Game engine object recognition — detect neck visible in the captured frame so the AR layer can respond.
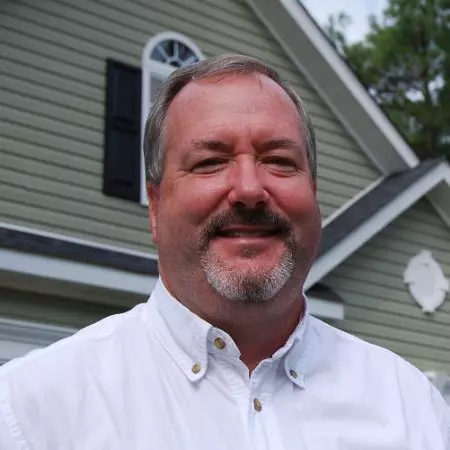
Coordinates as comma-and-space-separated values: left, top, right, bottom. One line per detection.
161, 270, 304, 372
215, 291, 304, 372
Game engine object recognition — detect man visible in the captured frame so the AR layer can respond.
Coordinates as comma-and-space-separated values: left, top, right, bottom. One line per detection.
0, 54, 448, 449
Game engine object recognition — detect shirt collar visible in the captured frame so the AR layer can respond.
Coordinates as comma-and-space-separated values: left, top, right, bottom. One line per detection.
146, 277, 310, 387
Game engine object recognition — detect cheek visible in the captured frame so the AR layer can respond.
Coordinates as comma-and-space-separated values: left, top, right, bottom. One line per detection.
268, 178, 318, 218
163, 176, 229, 225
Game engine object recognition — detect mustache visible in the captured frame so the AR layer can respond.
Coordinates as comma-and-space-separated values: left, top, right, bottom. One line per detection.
201, 205, 292, 241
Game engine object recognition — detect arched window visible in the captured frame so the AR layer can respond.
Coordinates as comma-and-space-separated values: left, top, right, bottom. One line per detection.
141, 32, 204, 203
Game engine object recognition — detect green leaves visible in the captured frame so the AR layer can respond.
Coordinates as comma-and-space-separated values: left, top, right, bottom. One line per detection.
326, 0, 450, 160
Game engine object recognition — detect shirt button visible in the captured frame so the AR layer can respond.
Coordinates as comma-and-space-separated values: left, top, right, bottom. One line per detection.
191, 363, 201, 374
213, 337, 226, 350
253, 398, 262, 412
289, 369, 298, 379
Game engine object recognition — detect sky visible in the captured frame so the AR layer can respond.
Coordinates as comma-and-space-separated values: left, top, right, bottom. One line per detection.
302, 0, 387, 43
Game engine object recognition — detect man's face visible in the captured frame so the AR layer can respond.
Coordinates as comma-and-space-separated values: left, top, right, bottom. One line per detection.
148, 73, 321, 304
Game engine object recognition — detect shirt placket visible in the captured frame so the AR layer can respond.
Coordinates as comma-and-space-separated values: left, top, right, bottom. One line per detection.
247, 361, 286, 450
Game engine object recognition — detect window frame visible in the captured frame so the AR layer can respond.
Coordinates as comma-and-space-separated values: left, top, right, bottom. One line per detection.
140, 32, 205, 204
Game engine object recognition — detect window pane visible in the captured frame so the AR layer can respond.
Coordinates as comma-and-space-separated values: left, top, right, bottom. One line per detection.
150, 39, 199, 68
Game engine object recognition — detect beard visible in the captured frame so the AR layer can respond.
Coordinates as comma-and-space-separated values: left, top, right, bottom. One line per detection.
198, 205, 297, 304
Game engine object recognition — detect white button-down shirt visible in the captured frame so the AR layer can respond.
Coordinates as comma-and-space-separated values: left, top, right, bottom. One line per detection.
0, 279, 449, 449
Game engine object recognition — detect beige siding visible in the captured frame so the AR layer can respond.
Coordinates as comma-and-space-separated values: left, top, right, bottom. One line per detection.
0, 0, 379, 252
0, 287, 126, 329
324, 199, 450, 373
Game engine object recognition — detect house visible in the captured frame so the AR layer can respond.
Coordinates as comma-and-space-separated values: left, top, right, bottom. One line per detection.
0, 0, 449, 400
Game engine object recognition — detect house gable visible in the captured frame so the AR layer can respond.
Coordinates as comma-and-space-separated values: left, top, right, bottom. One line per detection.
306, 159, 450, 289
246, 0, 418, 173
246, 0, 450, 228
323, 198, 450, 373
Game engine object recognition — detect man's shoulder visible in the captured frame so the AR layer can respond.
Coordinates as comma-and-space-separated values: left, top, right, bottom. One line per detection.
0, 302, 148, 382
308, 316, 430, 385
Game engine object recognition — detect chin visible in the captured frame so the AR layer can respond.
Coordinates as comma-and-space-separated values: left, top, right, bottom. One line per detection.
200, 251, 295, 304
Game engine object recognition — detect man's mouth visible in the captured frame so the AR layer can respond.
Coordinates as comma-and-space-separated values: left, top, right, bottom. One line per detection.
215, 227, 281, 238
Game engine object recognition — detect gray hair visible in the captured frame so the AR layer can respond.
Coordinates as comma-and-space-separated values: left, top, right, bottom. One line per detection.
143, 54, 317, 186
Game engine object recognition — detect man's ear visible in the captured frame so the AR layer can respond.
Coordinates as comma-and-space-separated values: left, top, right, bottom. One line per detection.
312, 178, 318, 195
147, 183, 160, 245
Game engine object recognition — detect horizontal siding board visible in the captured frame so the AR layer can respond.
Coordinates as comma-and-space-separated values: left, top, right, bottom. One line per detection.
358, 240, 450, 266
329, 266, 450, 310
0, 287, 126, 329
345, 333, 450, 365
0, 174, 149, 232
404, 358, 450, 373
327, 276, 450, 317
335, 290, 450, 325
0, 107, 102, 146
29, 0, 317, 100
0, 199, 152, 252
1, 121, 102, 163
6, 1, 339, 111
11, 0, 291, 76
1, 73, 103, 117
0, 47, 103, 89
403, 202, 448, 226
0, 152, 100, 190
343, 322, 449, 353
0, 28, 109, 74
172, 0, 253, 20
1, 88, 103, 133
0, 143, 144, 218
383, 225, 450, 248
325, 199, 450, 372
317, 141, 376, 165
346, 306, 450, 344
0, 59, 102, 102
5, 0, 376, 137
318, 165, 377, 186
1, 139, 100, 177
95, 0, 303, 71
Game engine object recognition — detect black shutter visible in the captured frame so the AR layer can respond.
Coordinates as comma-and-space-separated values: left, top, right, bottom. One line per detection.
103, 59, 142, 201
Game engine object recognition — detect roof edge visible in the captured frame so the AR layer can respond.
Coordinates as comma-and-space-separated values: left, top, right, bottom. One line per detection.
246, 0, 419, 173
305, 160, 450, 289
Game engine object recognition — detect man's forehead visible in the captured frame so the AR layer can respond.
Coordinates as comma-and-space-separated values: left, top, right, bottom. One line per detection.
171, 73, 291, 106
165, 73, 298, 126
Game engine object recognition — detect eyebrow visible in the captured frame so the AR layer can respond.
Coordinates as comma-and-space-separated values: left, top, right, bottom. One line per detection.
191, 139, 233, 153
190, 137, 305, 158
258, 138, 305, 153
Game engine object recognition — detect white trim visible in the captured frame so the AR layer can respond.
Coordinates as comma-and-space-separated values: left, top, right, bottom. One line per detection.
305, 161, 450, 289
279, 0, 419, 169
1, 248, 158, 296
322, 176, 386, 227
140, 32, 205, 204
140, 62, 174, 206
0, 221, 158, 260
0, 317, 76, 362
308, 297, 344, 320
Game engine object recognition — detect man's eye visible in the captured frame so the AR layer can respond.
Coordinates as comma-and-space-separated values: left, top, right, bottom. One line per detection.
193, 158, 226, 172
266, 158, 297, 170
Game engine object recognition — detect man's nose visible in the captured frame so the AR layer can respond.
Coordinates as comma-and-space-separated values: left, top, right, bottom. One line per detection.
227, 158, 269, 208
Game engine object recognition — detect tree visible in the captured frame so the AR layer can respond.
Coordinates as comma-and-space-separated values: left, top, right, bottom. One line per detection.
325, 0, 450, 161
